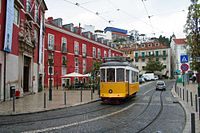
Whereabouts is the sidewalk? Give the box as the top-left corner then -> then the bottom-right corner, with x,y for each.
0,89 -> 100,116
173,82 -> 200,133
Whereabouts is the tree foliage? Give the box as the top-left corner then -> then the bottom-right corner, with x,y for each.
144,59 -> 165,73
158,35 -> 170,46
184,0 -> 200,72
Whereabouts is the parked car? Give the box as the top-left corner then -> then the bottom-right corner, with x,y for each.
156,81 -> 166,91
139,77 -> 145,84
141,75 -> 151,81
154,75 -> 159,80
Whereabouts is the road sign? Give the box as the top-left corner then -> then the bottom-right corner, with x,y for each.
180,63 -> 189,72
180,55 -> 189,63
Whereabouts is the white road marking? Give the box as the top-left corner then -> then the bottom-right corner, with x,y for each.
143,88 -> 154,95
22,103 -> 136,133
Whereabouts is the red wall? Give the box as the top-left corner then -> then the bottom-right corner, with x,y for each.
44,24 -> 123,87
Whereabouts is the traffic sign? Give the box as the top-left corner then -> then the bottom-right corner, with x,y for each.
180,63 -> 189,72
180,55 -> 189,63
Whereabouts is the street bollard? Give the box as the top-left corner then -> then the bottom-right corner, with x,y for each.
199,98 -> 200,120
64,91 -> 66,105
91,87 -> 93,100
191,92 -> 193,107
187,90 -> 189,103
80,87 -> 83,102
195,95 -> 198,112
183,89 -> 185,101
191,113 -> 195,133
180,88 -> 182,98
13,92 -> 15,112
44,92 -> 46,108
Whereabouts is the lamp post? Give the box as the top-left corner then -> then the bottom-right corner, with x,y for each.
56,71 -> 58,90
49,52 -> 53,101
196,57 -> 200,97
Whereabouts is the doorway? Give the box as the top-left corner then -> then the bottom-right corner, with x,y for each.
0,64 -> 1,100
23,56 -> 31,92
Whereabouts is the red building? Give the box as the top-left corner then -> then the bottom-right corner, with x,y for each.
0,0 -> 47,100
44,18 -> 123,88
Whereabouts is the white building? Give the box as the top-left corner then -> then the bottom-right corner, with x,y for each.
170,37 -> 188,75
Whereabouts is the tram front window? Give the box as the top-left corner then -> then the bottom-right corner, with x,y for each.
117,68 -> 124,82
100,69 -> 105,82
107,68 -> 115,82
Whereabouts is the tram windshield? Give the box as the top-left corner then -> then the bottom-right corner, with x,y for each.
117,68 -> 124,82
107,68 -> 115,82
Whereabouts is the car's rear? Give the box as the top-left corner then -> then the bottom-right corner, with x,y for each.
156,81 -> 166,91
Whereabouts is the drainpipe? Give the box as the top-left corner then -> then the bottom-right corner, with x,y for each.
3,52 -> 6,101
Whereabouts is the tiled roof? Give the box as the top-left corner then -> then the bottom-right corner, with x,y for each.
173,38 -> 186,45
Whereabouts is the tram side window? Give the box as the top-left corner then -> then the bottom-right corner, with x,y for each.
107,68 -> 115,82
100,69 -> 105,82
126,70 -> 129,82
117,68 -> 124,82
135,73 -> 138,82
132,71 -> 135,83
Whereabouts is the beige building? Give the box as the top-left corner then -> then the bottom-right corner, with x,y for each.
121,42 -> 171,78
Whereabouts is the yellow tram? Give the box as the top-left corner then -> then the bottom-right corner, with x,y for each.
100,57 -> 140,102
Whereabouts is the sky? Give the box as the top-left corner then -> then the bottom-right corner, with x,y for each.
45,0 -> 191,38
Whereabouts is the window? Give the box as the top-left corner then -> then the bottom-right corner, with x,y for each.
117,68 -> 124,82
156,58 -> 159,61
142,52 -> 145,58
100,69 -> 105,82
126,70 -> 129,82
14,6 -> 19,25
135,58 -> 138,62
82,44 -> 86,57
74,41 -> 79,55
35,1 -> 39,23
48,34 -> 54,50
108,50 -> 111,57
93,47 -> 96,58
135,53 -> 138,58
163,50 -> 166,56
107,68 -> 115,82
164,65 -> 167,68
142,66 -> 145,70
163,57 -> 166,60
142,58 -> 145,62
0,0 -> 1,14
112,53 -> 115,57
75,58 -> 79,73
62,56 -> 67,65
155,51 -> 159,56
98,48 -> 101,59
131,71 -> 135,83
83,59 -> 86,73
62,66 -> 67,75
26,0 -> 31,12
61,37 -> 67,53
104,50 -> 107,58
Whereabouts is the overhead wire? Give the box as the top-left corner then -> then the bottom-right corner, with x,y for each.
62,0 -> 114,25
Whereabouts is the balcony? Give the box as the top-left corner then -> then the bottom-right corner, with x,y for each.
15,0 -> 24,9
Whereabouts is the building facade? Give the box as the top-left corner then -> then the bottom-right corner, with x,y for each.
0,0 -> 47,100
170,38 -> 188,75
44,18 -> 123,88
121,42 -> 171,78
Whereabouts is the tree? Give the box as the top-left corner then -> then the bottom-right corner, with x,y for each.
158,35 -> 170,46
184,0 -> 200,72
144,59 -> 165,73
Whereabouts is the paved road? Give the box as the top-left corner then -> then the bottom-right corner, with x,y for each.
0,81 -> 185,133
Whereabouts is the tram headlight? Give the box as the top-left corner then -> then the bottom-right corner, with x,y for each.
108,89 -> 113,94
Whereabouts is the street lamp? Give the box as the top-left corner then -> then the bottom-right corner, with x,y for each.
49,52 -> 53,101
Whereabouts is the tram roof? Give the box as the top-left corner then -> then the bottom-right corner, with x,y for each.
101,61 -> 134,67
